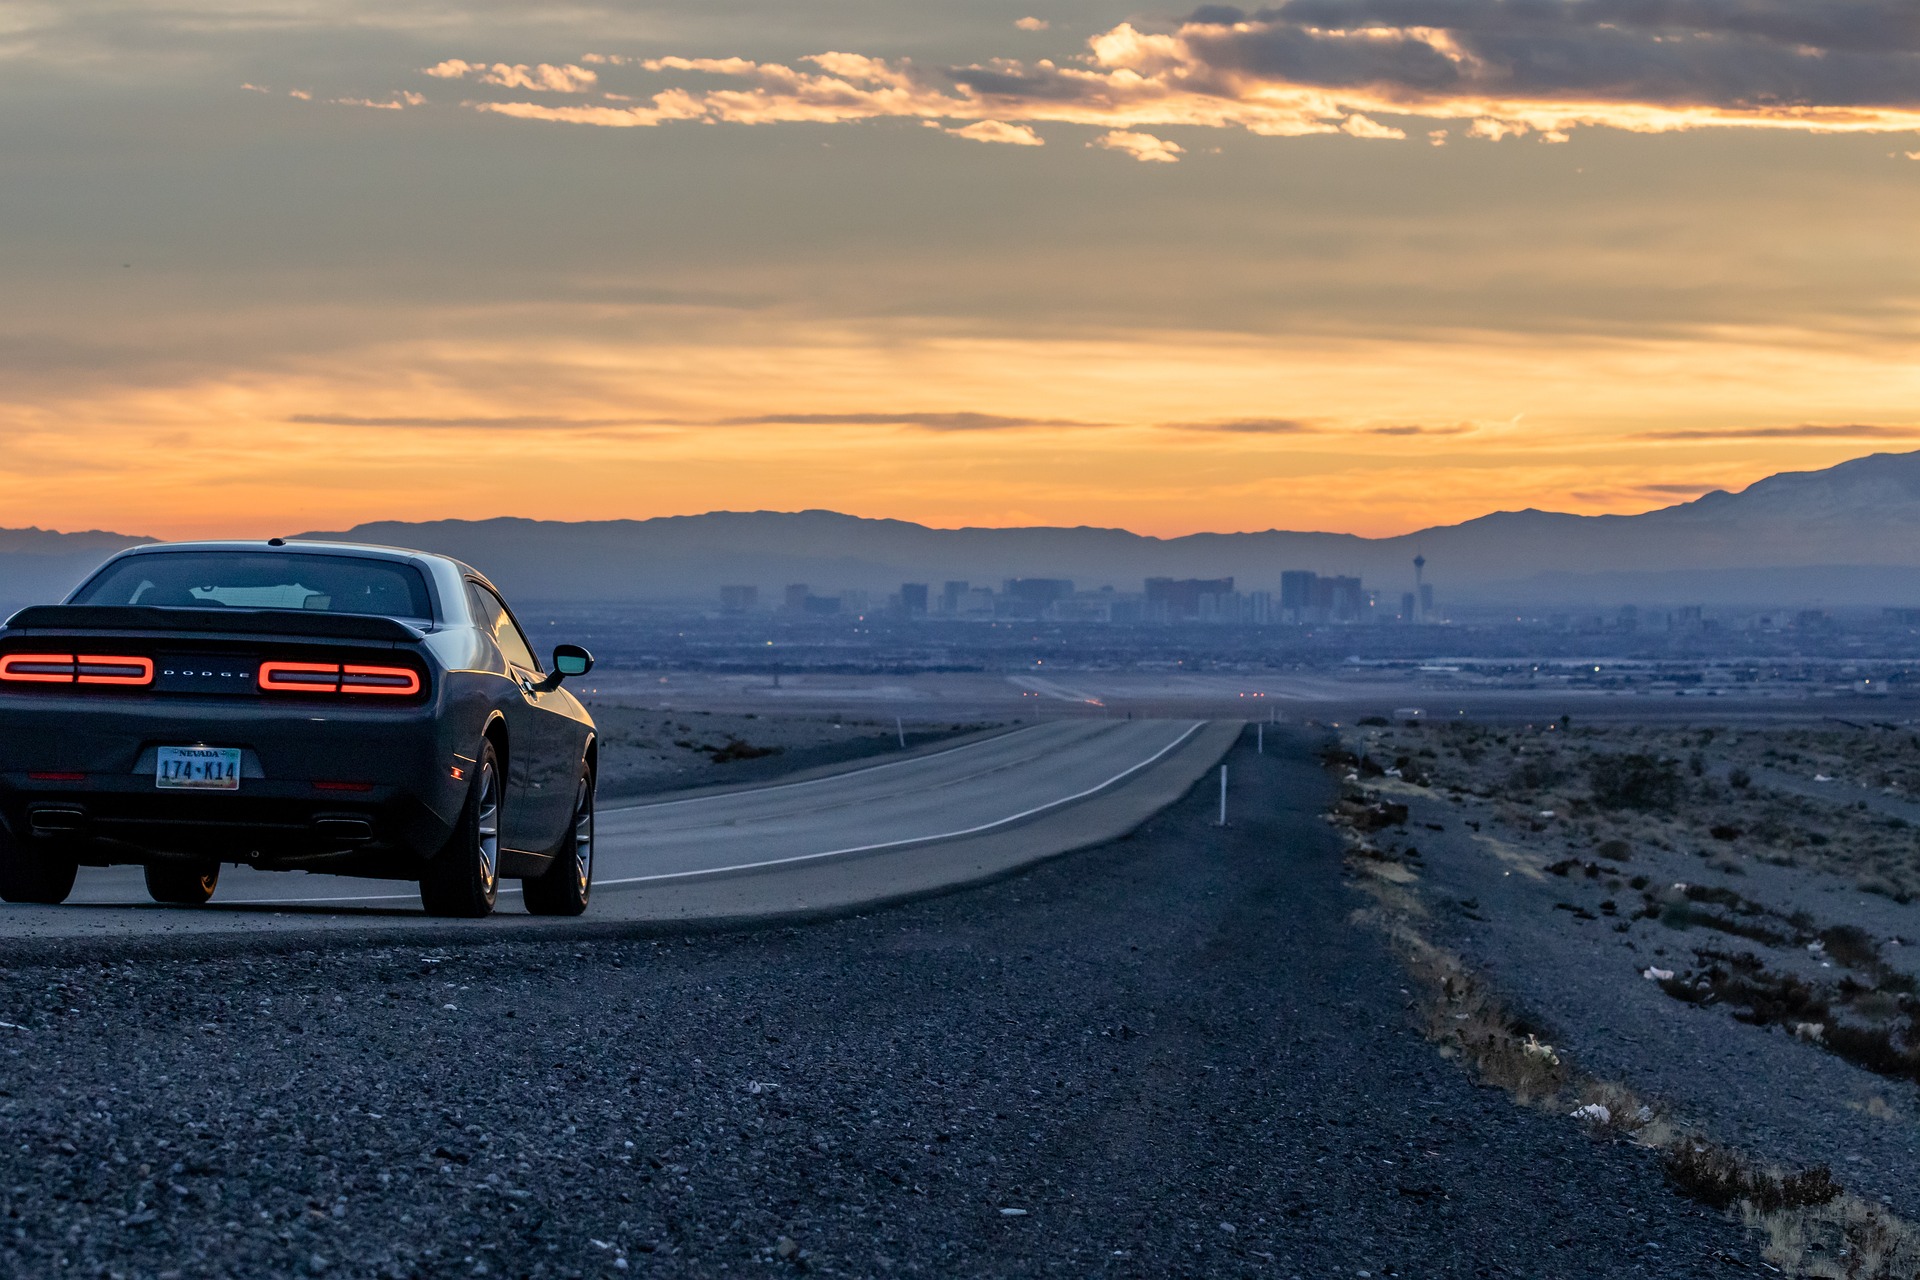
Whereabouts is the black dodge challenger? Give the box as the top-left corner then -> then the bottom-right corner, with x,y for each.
0,540 -> 597,917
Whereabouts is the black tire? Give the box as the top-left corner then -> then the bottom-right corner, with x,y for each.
524,764 -> 593,917
0,830 -> 77,905
420,743 -> 501,918
144,861 -> 219,906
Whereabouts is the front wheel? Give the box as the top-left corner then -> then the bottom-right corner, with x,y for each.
420,744 -> 502,918
0,831 -> 77,905
523,765 -> 593,917
145,861 -> 219,905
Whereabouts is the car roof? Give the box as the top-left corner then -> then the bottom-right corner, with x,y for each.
109,539 -> 485,578
94,541 -> 513,616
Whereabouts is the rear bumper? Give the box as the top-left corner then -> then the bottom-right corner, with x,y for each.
0,692 -> 472,874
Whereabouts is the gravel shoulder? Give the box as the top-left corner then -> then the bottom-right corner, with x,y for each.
1334,718 -> 1920,1220
0,731 -> 1750,1278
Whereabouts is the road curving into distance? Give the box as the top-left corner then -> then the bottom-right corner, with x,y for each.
2,718 -> 1239,948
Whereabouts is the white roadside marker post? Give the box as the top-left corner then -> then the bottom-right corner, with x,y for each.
1218,764 -> 1229,827
896,716 -> 906,748
1257,723 -> 1263,754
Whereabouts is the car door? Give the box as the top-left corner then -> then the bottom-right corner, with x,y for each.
467,581 -> 577,851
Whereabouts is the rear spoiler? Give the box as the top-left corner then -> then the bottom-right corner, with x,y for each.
2,605 -> 424,643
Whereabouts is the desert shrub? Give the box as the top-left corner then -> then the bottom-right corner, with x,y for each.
1589,753 -> 1683,811
1595,838 -> 1631,861
1507,756 -> 1565,793
1666,1143 -> 1841,1213
1728,766 -> 1752,789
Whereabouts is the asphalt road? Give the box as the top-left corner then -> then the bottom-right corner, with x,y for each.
0,728 -> 1753,1277
6,719 -> 1228,944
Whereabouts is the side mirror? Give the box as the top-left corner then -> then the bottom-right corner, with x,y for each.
552,644 -> 593,679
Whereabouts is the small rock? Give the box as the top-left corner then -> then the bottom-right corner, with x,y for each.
999,1207 -> 1029,1217
1642,967 -> 1674,981
1571,1103 -> 1611,1125
775,1236 -> 800,1259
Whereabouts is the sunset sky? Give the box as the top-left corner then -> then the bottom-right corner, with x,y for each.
3,0 -> 1918,539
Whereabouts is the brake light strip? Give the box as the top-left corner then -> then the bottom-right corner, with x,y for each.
0,653 -> 154,686
258,661 -> 420,696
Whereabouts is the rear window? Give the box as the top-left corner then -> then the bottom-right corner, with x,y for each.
71,552 -> 434,621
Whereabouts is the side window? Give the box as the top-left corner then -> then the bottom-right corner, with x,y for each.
468,582 -> 540,672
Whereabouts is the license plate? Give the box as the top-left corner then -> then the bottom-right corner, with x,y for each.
156,746 -> 241,791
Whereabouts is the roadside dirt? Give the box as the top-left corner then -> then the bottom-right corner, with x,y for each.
1330,716 -> 1920,1270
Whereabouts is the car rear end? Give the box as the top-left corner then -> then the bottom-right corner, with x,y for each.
0,600 -> 470,884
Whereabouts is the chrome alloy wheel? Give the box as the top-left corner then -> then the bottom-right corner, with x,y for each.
570,776 -> 594,896
475,759 -> 501,896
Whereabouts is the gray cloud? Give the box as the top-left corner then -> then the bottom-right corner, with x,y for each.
717,412 -> 1107,431
289,414 -> 666,429
1180,1 -> 1920,109
1636,423 -> 1920,440
1160,418 -> 1317,433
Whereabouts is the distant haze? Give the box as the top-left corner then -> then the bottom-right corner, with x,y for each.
10,451 -> 1920,613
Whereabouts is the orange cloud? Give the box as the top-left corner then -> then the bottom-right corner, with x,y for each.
1090,130 -> 1185,162
937,119 -> 1044,146
424,60 -> 597,93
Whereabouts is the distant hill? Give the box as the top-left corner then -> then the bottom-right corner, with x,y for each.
300,451 -> 1920,609
0,528 -> 151,614
5,452 -> 1920,614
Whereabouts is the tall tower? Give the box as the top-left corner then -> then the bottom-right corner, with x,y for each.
1412,555 -> 1426,623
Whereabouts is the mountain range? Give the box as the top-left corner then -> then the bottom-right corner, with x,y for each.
11,450 -> 1920,612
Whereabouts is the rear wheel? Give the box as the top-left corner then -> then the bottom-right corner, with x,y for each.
144,861 -> 219,905
523,765 -> 593,917
420,744 -> 501,918
0,831 -> 77,905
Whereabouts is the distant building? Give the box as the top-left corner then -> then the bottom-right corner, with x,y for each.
802,594 -> 841,616
1419,583 -> 1434,620
1314,575 -> 1366,623
1400,591 -> 1416,622
899,583 -> 929,616
1280,570 -> 1317,620
1146,577 -> 1233,621
783,584 -> 810,613
940,581 -> 969,615
1003,578 -> 1074,616
719,585 -> 758,614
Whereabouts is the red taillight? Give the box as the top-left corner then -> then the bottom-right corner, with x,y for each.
341,665 -> 420,696
259,661 -> 340,692
29,771 -> 85,782
77,655 -> 153,686
0,654 -> 77,683
1,653 -> 152,686
260,661 -> 420,696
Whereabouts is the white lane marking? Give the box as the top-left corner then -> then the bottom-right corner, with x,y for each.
598,722 -> 1046,812
211,721 -> 1199,906
591,720 -> 1204,887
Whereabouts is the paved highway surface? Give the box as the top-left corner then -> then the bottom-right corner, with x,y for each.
7,719 -> 1229,943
